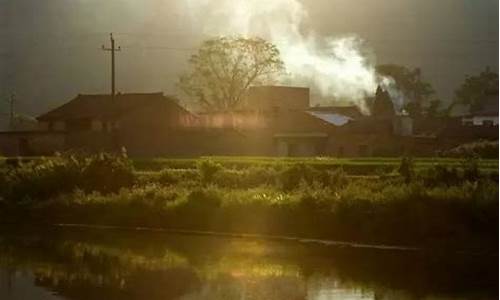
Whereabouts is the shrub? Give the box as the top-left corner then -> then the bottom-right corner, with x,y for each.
212,167 -> 278,188
185,187 -> 222,210
157,169 -> 181,185
0,153 -> 135,202
462,157 -> 481,182
279,163 -> 318,190
421,163 -> 461,186
443,140 -> 498,159
197,159 -> 222,184
398,157 -> 414,184
81,153 -> 135,193
243,166 -> 278,187
323,168 -> 348,188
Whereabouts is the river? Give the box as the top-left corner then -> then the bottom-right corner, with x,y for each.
0,226 -> 497,300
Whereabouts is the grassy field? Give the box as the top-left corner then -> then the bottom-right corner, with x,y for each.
0,154 -> 498,250
132,156 -> 499,174
2,156 -> 498,174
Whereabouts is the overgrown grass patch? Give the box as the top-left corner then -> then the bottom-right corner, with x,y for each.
0,154 -> 497,249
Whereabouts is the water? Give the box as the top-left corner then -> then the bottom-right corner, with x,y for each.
0,227 -> 497,300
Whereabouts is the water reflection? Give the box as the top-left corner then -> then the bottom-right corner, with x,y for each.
0,227 -> 497,300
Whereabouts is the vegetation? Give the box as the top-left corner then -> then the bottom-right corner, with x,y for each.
442,140 -> 499,159
0,153 -> 135,202
453,67 -> 498,112
178,36 -> 285,111
131,156 -> 498,174
376,64 -> 439,117
0,154 -> 497,249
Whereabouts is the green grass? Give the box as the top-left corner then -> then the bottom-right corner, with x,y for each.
0,154 -> 498,249
2,156 -> 497,173
132,156 -> 498,173
17,178 -> 497,249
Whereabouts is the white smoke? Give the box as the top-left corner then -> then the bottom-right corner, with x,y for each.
379,77 -> 406,113
184,0 -> 392,114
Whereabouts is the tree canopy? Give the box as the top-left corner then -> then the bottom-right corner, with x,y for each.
372,86 -> 395,117
454,67 -> 498,112
178,37 -> 285,112
376,64 -> 436,117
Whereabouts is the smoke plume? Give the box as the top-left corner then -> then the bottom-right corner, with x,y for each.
184,0 -> 390,114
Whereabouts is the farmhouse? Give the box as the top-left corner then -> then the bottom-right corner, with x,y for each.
461,94 -> 499,127
34,92 -> 198,156
2,85 -> 493,157
196,85 -> 413,157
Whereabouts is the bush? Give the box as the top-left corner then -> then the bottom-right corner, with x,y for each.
443,140 -> 498,159
462,157 -> 480,182
421,164 -> 461,186
279,164 -> 318,190
398,157 -> 414,184
185,187 -> 222,210
81,153 -> 135,193
0,153 -> 135,202
197,159 -> 222,184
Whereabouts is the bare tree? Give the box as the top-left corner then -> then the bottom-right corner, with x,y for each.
179,37 -> 285,112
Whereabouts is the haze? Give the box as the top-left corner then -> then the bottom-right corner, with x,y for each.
0,0 -> 498,116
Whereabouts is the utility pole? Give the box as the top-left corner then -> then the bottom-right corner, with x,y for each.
101,33 -> 121,103
6,93 -> 15,129
101,33 -> 121,151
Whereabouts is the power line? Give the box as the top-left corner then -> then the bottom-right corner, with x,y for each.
120,46 -> 196,51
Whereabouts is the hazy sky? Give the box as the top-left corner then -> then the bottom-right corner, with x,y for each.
0,0 -> 498,116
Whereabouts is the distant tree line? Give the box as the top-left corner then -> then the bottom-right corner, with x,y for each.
178,36 -> 498,117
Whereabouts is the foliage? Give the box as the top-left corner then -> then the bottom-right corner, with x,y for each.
461,157 -> 480,182
178,36 -> 285,111
376,64 -> 436,117
279,163 -> 316,190
372,86 -> 395,117
132,157 -> 498,175
0,153 -> 135,202
197,159 -> 222,184
421,164 -> 461,187
185,187 -> 222,211
454,67 -> 498,112
1,154 -> 498,248
443,140 -> 499,159
424,99 -> 444,117
19,175 -> 498,248
398,157 -> 414,184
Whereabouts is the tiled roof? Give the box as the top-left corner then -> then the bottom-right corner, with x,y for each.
37,92 -> 187,121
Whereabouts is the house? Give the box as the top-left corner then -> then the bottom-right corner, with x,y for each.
0,114 -> 64,156
461,94 -> 499,127
194,85 -> 418,157
242,85 -> 310,111
435,94 -> 499,144
36,92 -> 198,156
9,84 -> 492,158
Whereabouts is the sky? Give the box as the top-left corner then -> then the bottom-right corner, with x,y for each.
0,0 -> 498,116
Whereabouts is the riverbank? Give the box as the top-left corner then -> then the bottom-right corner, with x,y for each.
0,154 -> 498,251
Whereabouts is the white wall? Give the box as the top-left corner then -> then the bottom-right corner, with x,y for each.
462,116 -> 499,126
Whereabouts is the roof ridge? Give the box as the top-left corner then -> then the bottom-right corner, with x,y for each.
77,92 -> 164,97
